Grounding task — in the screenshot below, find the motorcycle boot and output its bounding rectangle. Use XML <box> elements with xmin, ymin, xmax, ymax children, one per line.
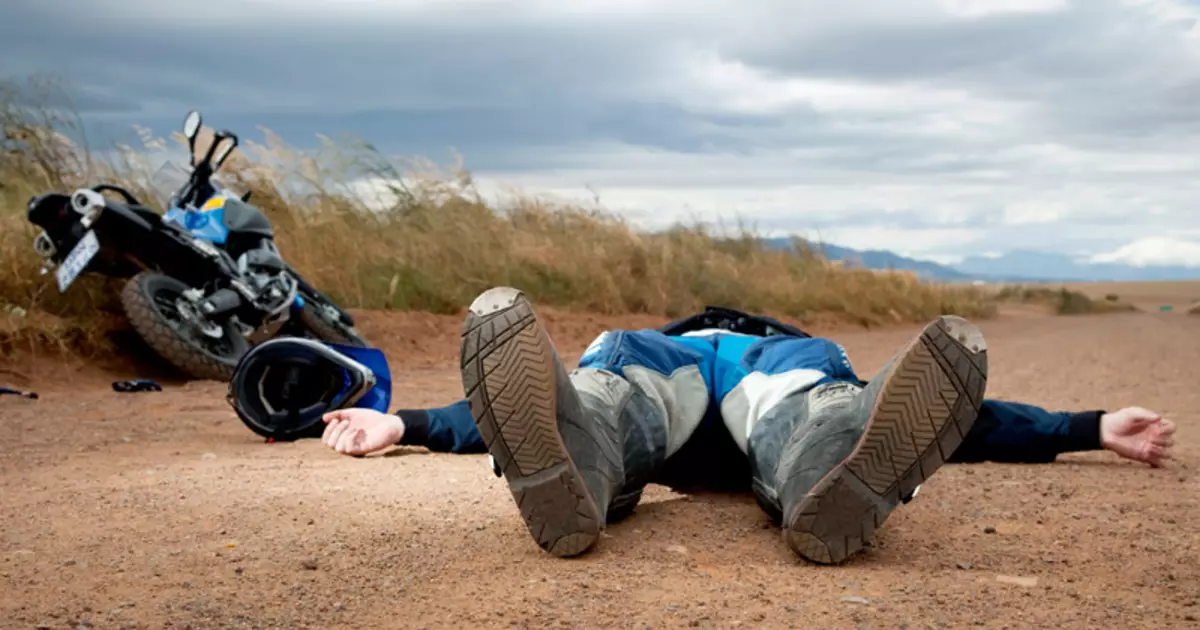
<box><xmin>460</xmin><ymin>287</ymin><xmax>667</xmax><ymax>557</ymax></box>
<box><xmin>748</xmin><ymin>315</ymin><xmax>988</xmax><ymax>564</ymax></box>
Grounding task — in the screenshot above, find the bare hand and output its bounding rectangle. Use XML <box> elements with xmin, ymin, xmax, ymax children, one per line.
<box><xmin>321</xmin><ymin>408</ymin><xmax>405</xmax><ymax>456</ymax></box>
<box><xmin>1100</xmin><ymin>407</ymin><xmax>1176</xmax><ymax>467</ymax></box>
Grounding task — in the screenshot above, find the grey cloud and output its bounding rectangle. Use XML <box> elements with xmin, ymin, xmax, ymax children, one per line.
<box><xmin>3</xmin><ymin>0</ymin><xmax>698</xmax><ymax>157</ymax></box>
<box><xmin>11</xmin><ymin>0</ymin><xmax>1199</xmax><ymax>153</ymax></box>
<box><xmin>733</xmin><ymin>11</ymin><xmax>1076</xmax><ymax>80</ymax></box>
<box><xmin>11</xmin><ymin>82</ymin><xmax>142</xmax><ymax>115</ymax></box>
<box><xmin>5</xmin><ymin>0</ymin><xmax>1200</xmax><ymax>264</ymax></box>
<box><xmin>723</xmin><ymin>2</ymin><xmax>1200</xmax><ymax>145</ymax></box>
<box><xmin>730</xmin><ymin>209</ymin><xmax>1000</xmax><ymax>234</ymax></box>
<box><xmin>2</xmin><ymin>0</ymin><xmax>671</xmax><ymax>112</ymax></box>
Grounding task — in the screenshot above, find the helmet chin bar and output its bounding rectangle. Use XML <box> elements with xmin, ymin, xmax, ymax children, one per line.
<box><xmin>227</xmin><ymin>337</ymin><xmax>382</xmax><ymax>439</ymax></box>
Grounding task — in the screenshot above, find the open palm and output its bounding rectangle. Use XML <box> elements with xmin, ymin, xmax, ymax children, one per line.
<box><xmin>1100</xmin><ymin>407</ymin><xmax>1176</xmax><ymax>467</ymax></box>
<box><xmin>321</xmin><ymin>408</ymin><xmax>406</xmax><ymax>456</ymax></box>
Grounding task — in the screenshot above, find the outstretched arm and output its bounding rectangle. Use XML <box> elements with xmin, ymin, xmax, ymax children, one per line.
<box><xmin>394</xmin><ymin>400</ymin><xmax>486</xmax><ymax>454</ymax></box>
<box><xmin>320</xmin><ymin>401</ymin><xmax>485</xmax><ymax>456</ymax></box>
<box><xmin>950</xmin><ymin>400</ymin><xmax>1175</xmax><ymax>466</ymax></box>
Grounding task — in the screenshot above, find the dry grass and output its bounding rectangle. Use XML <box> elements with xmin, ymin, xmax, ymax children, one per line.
<box><xmin>0</xmin><ymin>77</ymin><xmax>998</xmax><ymax>359</ymax></box>
<box><xmin>1058</xmin><ymin>281</ymin><xmax>1200</xmax><ymax>312</ymax></box>
<box><xmin>992</xmin><ymin>285</ymin><xmax>1138</xmax><ymax>315</ymax></box>
<box><xmin>990</xmin><ymin>280</ymin><xmax>1200</xmax><ymax>314</ymax></box>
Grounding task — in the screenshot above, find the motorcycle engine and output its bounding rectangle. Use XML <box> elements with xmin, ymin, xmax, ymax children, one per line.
<box><xmin>237</xmin><ymin>247</ymin><xmax>298</xmax><ymax>317</ymax></box>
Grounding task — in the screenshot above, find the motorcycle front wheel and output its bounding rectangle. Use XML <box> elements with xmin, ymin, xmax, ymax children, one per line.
<box><xmin>296</xmin><ymin>302</ymin><xmax>370</xmax><ymax>348</ymax></box>
<box><xmin>121</xmin><ymin>272</ymin><xmax>250</xmax><ymax>381</ymax></box>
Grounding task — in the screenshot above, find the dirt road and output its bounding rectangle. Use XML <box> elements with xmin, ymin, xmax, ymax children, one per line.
<box><xmin>1</xmin><ymin>309</ymin><xmax>1197</xmax><ymax>629</ymax></box>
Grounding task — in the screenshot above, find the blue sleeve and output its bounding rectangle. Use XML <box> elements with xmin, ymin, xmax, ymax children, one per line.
<box><xmin>949</xmin><ymin>399</ymin><xmax>1105</xmax><ymax>464</ymax></box>
<box><xmin>395</xmin><ymin>400</ymin><xmax>487</xmax><ymax>454</ymax></box>
<box><xmin>393</xmin><ymin>398</ymin><xmax>1105</xmax><ymax>463</ymax></box>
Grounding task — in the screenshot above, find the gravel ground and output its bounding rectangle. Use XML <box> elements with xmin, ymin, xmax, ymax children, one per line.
<box><xmin>1</xmin><ymin>308</ymin><xmax>1197</xmax><ymax>629</ymax></box>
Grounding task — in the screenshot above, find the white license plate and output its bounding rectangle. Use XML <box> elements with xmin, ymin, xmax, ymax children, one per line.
<box><xmin>55</xmin><ymin>230</ymin><xmax>101</xmax><ymax>292</ymax></box>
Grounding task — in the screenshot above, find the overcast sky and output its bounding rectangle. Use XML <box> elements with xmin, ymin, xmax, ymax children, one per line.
<box><xmin>5</xmin><ymin>0</ymin><xmax>1200</xmax><ymax>266</ymax></box>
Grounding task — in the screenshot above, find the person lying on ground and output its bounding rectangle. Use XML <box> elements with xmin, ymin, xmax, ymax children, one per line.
<box><xmin>323</xmin><ymin>393</ymin><xmax>1174</xmax><ymax>468</ymax></box>
<box><xmin>320</xmin><ymin>302</ymin><xmax>1175</xmax><ymax>470</ymax></box>
<box><xmin>240</xmin><ymin>294</ymin><xmax>1177</xmax><ymax>565</ymax></box>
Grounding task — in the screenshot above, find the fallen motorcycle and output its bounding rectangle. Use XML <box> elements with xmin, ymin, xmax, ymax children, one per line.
<box><xmin>26</xmin><ymin>110</ymin><xmax>368</xmax><ymax>381</ymax></box>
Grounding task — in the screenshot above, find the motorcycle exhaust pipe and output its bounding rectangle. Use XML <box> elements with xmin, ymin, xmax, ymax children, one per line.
<box><xmin>199</xmin><ymin>288</ymin><xmax>244</xmax><ymax>318</ymax></box>
<box><xmin>33</xmin><ymin>231</ymin><xmax>57</xmax><ymax>259</ymax></box>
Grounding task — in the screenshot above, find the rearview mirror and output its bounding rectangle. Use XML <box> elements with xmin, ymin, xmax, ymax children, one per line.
<box><xmin>211</xmin><ymin>132</ymin><xmax>238</xmax><ymax>169</ymax></box>
<box><xmin>183</xmin><ymin>111</ymin><xmax>202</xmax><ymax>165</ymax></box>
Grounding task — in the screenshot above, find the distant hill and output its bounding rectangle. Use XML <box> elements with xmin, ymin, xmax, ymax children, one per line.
<box><xmin>760</xmin><ymin>238</ymin><xmax>1200</xmax><ymax>283</ymax></box>
<box><xmin>761</xmin><ymin>237</ymin><xmax>973</xmax><ymax>281</ymax></box>
<box><xmin>955</xmin><ymin>250</ymin><xmax>1200</xmax><ymax>282</ymax></box>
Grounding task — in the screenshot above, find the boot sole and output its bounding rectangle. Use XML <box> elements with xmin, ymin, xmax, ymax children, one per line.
<box><xmin>784</xmin><ymin>315</ymin><xmax>988</xmax><ymax>564</ymax></box>
<box><xmin>459</xmin><ymin>287</ymin><xmax>602</xmax><ymax>558</ymax></box>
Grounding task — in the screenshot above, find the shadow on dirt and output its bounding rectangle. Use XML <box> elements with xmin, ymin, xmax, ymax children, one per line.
<box><xmin>95</xmin><ymin>327</ymin><xmax>195</xmax><ymax>385</ymax></box>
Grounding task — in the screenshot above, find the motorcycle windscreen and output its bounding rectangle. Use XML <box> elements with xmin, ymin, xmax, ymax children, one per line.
<box><xmin>328</xmin><ymin>343</ymin><xmax>392</xmax><ymax>413</ymax></box>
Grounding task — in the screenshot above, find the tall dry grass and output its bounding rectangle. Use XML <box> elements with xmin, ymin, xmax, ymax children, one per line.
<box><xmin>0</xmin><ymin>79</ymin><xmax>135</xmax><ymax>356</ymax></box>
<box><xmin>0</xmin><ymin>78</ymin><xmax>997</xmax><ymax>358</ymax></box>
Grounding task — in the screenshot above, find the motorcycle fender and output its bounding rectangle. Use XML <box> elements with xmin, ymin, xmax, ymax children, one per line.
<box><xmin>301</xmin><ymin>292</ymin><xmax>354</xmax><ymax>327</ymax></box>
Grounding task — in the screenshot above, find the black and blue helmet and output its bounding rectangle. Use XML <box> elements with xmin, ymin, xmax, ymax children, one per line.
<box><xmin>227</xmin><ymin>337</ymin><xmax>392</xmax><ymax>441</ymax></box>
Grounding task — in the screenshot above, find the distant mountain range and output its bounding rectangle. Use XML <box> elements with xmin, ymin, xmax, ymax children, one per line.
<box><xmin>954</xmin><ymin>250</ymin><xmax>1200</xmax><ymax>282</ymax></box>
<box><xmin>761</xmin><ymin>238</ymin><xmax>1200</xmax><ymax>282</ymax></box>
